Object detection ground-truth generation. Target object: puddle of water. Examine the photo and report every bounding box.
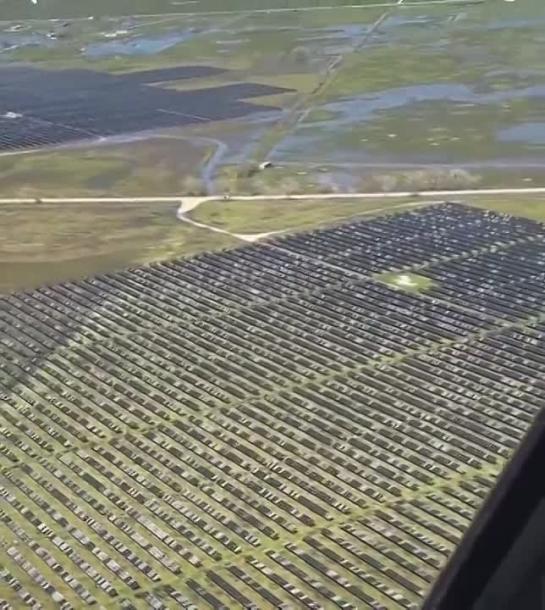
[382,14,447,29]
[85,31,194,57]
[499,123,545,145]
[0,31,55,51]
[272,80,545,165]
[298,23,367,43]
[298,83,545,131]
[482,17,545,31]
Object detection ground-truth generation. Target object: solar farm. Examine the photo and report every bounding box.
[0,66,288,152]
[2,201,545,609]
[0,0,544,607]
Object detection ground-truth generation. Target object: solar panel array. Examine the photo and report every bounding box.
[1,203,544,609]
[0,66,288,151]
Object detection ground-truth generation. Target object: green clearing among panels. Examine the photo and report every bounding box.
[374,270,436,293]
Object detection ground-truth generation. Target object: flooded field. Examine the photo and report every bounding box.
[0,0,544,291]
[269,0,545,183]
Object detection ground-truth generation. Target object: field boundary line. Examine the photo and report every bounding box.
[1,185,545,206]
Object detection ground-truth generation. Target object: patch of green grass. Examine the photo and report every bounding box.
[74,20,329,76]
[0,138,208,198]
[191,196,424,234]
[0,152,130,197]
[324,46,466,100]
[375,271,436,293]
[466,195,545,222]
[213,163,335,196]
[0,201,238,294]
[242,6,385,30]
[321,3,545,101]
[304,108,338,123]
[165,72,316,108]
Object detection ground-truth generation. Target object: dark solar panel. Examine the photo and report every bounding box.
[0,65,290,151]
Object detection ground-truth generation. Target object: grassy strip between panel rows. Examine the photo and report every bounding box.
[100,463,503,609]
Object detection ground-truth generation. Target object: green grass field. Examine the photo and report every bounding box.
[0,201,237,293]
[191,193,545,236]
[0,137,209,198]
[190,196,420,233]
[467,195,545,222]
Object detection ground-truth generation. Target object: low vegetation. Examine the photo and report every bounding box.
[209,167,485,198]
[0,201,237,293]
[0,138,208,198]
[360,169,482,193]
[190,197,421,235]
[468,195,545,222]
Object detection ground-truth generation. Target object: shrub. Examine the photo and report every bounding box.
[360,168,481,192]
[182,175,206,196]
